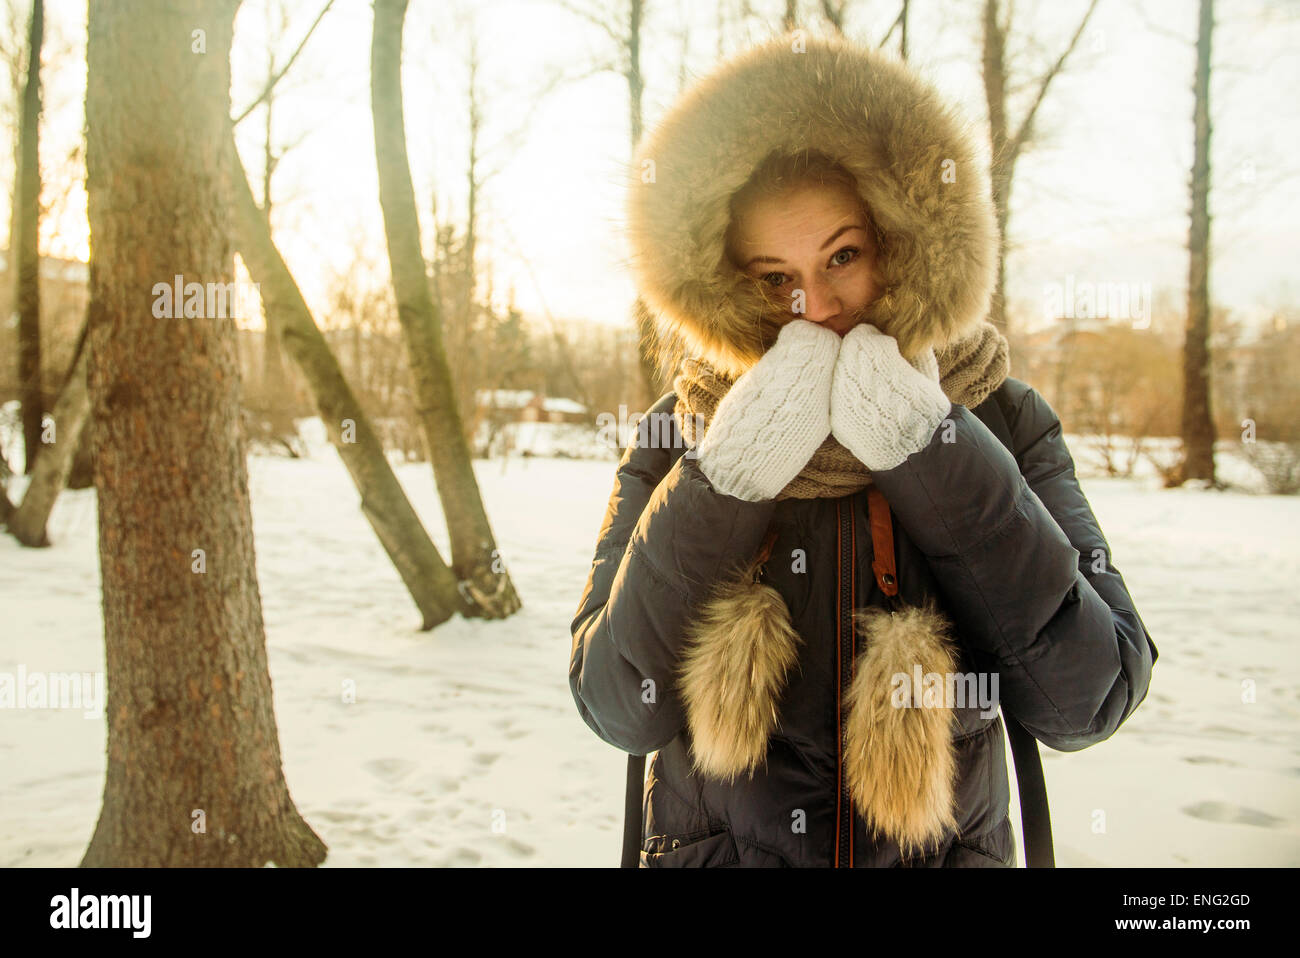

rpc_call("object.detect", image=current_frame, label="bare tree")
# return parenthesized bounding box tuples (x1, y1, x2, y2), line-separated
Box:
(874, 0, 910, 55)
(5, 310, 87, 545)
(981, 0, 1100, 334)
(9, 0, 41, 473)
(1177, 0, 1217, 485)
(256, 0, 299, 443)
(815, 0, 910, 54)
(371, 0, 520, 618)
(438, 29, 498, 433)
(226, 0, 466, 627)
(227, 122, 467, 629)
(553, 0, 664, 409)
(232, 0, 337, 448)
(1, 1, 86, 493)
(82, 0, 325, 866)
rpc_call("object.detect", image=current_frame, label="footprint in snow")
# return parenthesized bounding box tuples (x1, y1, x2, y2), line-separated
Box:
(1181, 801, 1284, 828)
(444, 847, 483, 866)
(365, 757, 416, 783)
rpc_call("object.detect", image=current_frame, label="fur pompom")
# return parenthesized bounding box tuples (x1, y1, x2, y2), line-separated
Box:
(842, 603, 961, 858)
(677, 568, 803, 782)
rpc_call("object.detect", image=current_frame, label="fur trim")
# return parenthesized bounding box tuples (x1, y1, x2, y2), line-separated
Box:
(843, 604, 960, 857)
(626, 33, 998, 377)
(680, 564, 963, 856)
(677, 564, 803, 782)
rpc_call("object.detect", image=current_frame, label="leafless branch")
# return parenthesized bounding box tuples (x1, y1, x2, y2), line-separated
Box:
(552, 0, 624, 45)
(1008, 0, 1101, 163)
(232, 0, 337, 126)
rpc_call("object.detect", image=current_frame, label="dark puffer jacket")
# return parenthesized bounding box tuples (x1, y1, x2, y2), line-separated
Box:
(568, 34, 1157, 866)
(569, 380, 1157, 867)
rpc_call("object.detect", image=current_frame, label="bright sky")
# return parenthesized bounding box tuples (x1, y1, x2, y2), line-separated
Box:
(6, 0, 1299, 335)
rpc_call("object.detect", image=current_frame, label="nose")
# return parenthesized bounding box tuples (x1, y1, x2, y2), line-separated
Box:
(796, 274, 843, 326)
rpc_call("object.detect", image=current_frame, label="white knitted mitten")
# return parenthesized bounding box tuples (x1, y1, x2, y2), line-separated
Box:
(696, 319, 840, 502)
(829, 323, 952, 471)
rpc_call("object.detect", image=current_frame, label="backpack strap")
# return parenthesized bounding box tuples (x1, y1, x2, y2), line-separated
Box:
(621, 754, 646, 867)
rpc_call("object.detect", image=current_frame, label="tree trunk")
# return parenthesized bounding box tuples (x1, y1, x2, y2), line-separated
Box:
(259, 66, 295, 441)
(371, 0, 519, 619)
(62, 315, 95, 490)
(12, 0, 42, 474)
(1178, 0, 1217, 485)
(7, 318, 89, 546)
(981, 0, 1010, 336)
(626, 0, 661, 409)
(66, 422, 95, 489)
(81, 0, 325, 867)
(226, 123, 465, 630)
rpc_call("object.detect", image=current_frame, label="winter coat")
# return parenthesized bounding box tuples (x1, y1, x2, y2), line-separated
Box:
(568, 34, 1158, 867)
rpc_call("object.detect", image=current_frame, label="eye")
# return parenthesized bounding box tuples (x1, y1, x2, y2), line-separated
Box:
(830, 246, 860, 267)
(760, 271, 789, 288)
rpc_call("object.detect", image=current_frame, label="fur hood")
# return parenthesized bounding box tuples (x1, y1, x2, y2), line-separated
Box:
(625, 32, 998, 377)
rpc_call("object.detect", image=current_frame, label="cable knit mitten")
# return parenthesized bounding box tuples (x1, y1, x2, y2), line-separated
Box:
(829, 323, 952, 472)
(696, 319, 840, 502)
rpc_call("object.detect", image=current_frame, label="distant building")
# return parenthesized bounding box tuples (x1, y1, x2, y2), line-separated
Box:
(472, 389, 605, 459)
(475, 389, 588, 425)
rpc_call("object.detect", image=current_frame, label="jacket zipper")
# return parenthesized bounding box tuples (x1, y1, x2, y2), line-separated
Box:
(834, 498, 856, 867)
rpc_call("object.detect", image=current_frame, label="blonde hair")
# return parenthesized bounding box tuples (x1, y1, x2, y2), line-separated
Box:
(723, 149, 885, 347)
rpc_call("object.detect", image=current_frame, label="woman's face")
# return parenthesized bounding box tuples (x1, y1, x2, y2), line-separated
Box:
(730, 181, 882, 338)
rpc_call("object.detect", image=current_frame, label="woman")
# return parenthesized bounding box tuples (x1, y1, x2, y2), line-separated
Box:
(569, 33, 1157, 867)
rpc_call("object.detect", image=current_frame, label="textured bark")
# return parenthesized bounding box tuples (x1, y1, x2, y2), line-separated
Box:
(7, 320, 88, 546)
(66, 422, 94, 489)
(81, 0, 325, 867)
(12, 0, 42, 473)
(981, 0, 1009, 336)
(226, 122, 463, 630)
(371, 0, 519, 619)
(64, 320, 95, 491)
(257, 36, 295, 442)
(626, 0, 661, 409)
(1178, 0, 1217, 485)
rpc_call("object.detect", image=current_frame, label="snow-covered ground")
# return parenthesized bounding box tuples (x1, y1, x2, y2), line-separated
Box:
(1, 422, 1297, 866)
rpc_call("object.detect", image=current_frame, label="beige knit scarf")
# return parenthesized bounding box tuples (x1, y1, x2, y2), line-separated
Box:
(668, 319, 1010, 860)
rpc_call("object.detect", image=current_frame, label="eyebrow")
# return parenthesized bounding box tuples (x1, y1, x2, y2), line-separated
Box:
(742, 223, 866, 270)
